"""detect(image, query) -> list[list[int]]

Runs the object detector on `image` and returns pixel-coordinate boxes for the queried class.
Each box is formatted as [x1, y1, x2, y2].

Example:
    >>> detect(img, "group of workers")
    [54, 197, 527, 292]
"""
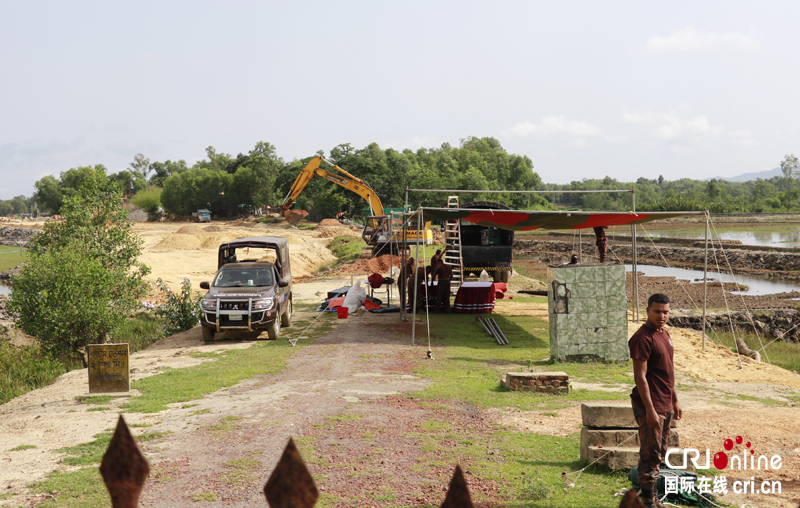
[397, 250, 453, 313]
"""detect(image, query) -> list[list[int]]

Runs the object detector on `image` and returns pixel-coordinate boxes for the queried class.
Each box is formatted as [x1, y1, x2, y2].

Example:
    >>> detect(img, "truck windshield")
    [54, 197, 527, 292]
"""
[213, 268, 274, 288]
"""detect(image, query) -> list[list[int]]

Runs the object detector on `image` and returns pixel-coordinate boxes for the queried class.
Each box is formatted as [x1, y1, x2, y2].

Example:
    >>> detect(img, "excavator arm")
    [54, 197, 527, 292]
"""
[279, 156, 384, 223]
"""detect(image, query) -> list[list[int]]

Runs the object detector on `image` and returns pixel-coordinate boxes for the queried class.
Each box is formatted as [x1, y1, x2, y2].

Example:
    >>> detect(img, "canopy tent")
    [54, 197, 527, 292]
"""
[399, 206, 710, 349]
[417, 208, 703, 231]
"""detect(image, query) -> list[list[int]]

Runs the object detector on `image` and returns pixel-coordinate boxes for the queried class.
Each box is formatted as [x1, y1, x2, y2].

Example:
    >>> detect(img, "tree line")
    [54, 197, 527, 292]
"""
[20, 140, 800, 217]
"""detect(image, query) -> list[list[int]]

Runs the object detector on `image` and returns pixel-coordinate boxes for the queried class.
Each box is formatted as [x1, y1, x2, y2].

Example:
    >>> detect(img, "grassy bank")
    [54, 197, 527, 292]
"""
[0, 341, 65, 405]
[0, 313, 165, 406]
[711, 328, 800, 373]
[0, 244, 26, 272]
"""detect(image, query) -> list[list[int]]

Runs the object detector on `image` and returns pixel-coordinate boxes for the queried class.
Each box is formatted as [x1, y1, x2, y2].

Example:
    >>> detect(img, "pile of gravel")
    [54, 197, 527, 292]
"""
[0, 227, 37, 247]
[127, 208, 150, 222]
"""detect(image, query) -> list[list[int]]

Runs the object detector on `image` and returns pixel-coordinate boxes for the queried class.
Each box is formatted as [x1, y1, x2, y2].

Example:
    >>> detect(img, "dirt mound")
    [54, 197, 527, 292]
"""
[318, 219, 342, 227]
[315, 226, 361, 239]
[151, 233, 242, 251]
[638, 322, 800, 389]
[176, 225, 203, 234]
[330, 255, 403, 275]
[203, 225, 222, 232]
[291, 249, 338, 278]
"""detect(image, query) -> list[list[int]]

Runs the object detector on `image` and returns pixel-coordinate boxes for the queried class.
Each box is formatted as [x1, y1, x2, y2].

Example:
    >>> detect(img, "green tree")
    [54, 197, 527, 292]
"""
[9, 171, 149, 364]
[0, 201, 13, 216]
[33, 175, 63, 214]
[149, 159, 189, 187]
[780, 154, 799, 178]
[130, 153, 151, 179]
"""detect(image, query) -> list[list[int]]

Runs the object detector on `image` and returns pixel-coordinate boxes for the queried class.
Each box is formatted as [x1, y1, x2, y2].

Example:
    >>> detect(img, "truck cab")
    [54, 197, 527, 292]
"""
[199, 236, 292, 340]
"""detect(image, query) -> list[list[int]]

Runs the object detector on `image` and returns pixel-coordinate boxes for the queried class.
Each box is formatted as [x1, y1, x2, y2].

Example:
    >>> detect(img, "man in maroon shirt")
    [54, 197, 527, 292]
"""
[431, 261, 453, 313]
[629, 293, 682, 508]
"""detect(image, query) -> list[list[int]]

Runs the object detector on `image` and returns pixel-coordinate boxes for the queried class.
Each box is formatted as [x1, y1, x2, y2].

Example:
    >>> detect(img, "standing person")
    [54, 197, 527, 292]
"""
[431, 249, 442, 267]
[409, 265, 428, 312]
[398, 257, 414, 308]
[432, 261, 453, 313]
[629, 294, 681, 508]
[593, 226, 608, 263]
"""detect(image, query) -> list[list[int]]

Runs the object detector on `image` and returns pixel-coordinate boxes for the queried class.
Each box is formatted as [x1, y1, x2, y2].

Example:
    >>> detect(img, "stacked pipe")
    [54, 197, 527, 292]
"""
[478, 317, 509, 345]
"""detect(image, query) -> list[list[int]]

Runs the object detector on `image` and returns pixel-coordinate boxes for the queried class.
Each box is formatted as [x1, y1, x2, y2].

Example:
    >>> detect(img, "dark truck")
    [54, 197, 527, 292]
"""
[459, 201, 513, 283]
[199, 236, 292, 341]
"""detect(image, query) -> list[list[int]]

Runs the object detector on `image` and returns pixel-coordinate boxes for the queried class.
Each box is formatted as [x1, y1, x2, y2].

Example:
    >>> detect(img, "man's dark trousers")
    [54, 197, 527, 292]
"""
[632, 404, 673, 491]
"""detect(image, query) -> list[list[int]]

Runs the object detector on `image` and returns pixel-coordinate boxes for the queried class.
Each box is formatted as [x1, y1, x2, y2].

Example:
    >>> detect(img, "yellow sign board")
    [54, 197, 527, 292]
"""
[87, 343, 130, 393]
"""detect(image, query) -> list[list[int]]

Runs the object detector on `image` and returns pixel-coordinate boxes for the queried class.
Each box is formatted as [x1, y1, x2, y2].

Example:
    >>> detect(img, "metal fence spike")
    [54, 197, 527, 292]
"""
[440, 465, 475, 508]
[264, 437, 318, 508]
[100, 414, 150, 508]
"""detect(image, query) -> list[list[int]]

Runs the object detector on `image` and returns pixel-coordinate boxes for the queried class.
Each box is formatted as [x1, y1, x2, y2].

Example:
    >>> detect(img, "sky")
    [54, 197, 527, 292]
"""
[1, 1, 798, 199]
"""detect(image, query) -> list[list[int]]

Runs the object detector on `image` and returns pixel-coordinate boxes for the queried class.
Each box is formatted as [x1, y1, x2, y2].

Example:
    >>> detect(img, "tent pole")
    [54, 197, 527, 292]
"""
[631, 188, 639, 322]
[400, 214, 407, 321]
[579, 229, 582, 263]
[703, 210, 709, 351]
[412, 208, 421, 346]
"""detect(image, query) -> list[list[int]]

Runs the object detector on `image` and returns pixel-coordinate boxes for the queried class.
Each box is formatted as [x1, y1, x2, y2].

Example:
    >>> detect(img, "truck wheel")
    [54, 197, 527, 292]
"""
[501, 270, 510, 283]
[493, 270, 502, 283]
[281, 300, 292, 327]
[201, 326, 215, 342]
[267, 319, 280, 340]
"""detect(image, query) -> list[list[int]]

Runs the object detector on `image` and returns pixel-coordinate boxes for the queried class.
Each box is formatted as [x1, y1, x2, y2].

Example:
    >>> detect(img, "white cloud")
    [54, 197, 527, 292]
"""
[645, 26, 757, 52]
[622, 108, 758, 148]
[504, 116, 602, 139]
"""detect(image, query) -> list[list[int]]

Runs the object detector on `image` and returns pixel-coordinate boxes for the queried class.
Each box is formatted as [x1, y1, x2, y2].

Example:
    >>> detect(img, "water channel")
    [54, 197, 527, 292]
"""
[626, 264, 800, 296]
[617, 228, 800, 248]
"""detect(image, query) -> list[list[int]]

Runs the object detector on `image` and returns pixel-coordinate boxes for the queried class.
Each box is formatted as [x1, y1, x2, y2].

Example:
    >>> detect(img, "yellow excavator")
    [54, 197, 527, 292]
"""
[279, 156, 432, 255]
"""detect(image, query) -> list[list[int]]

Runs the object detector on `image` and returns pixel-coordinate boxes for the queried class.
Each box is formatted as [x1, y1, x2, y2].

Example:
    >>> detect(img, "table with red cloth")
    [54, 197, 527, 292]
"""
[453, 282, 496, 314]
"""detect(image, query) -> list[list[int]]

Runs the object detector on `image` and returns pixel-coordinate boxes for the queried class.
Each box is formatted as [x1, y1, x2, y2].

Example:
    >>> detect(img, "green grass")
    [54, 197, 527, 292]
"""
[9, 444, 37, 451]
[411, 314, 630, 410]
[77, 395, 113, 405]
[191, 492, 218, 502]
[120, 339, 302, 413]
[0, 341, 66, 405]
[110, 312, 166, 353]
[28, 468, 110, 507]
[326, 235, 364, 264]
[0, 245, 26, 272]
[711, 329, 800, 373]
[0, 311, 165, 407]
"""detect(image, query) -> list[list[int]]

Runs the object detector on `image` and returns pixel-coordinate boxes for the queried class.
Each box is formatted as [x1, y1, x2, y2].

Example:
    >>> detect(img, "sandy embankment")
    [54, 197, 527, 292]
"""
[134, 222, 362, 301]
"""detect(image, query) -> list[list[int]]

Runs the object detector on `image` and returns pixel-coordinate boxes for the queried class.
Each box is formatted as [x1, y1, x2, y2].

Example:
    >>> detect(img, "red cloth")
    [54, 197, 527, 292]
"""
[327, 296, 345, 309]
[453, 283, 496, 314]
[368, 273, 385, 289]
[494, 281, 508, 299]
[363, 299, 381, 310]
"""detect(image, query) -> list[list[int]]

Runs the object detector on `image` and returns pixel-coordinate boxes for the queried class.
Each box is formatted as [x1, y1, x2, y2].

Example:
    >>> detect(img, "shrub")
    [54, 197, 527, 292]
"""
[154, 278, 202, 336]
[0, 341, 66, 405]
[130, 186, 162, 215]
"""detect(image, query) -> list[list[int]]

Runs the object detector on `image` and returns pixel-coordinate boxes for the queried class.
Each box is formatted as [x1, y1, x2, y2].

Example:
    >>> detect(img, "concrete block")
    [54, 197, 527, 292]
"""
[580, 427, 679, 451]
[581, 402, 679, 428]
[585, 446, 640, 469]
[581, 402, 637, 428]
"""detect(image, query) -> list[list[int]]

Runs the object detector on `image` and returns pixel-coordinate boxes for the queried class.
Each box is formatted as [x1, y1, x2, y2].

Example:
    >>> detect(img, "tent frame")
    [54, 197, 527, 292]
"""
[400, 187, 710, 350]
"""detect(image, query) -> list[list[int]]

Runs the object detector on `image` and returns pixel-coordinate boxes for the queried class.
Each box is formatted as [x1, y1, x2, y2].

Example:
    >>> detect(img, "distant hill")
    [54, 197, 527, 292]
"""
[706, 167, 783, 182]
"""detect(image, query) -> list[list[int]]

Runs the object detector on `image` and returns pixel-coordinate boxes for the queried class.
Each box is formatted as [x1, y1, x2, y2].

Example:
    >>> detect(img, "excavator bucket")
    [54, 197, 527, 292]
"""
[283, 209, 308, 225]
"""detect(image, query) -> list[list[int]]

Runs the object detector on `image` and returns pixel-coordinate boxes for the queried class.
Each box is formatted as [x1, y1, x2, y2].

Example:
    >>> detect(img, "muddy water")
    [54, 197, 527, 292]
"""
[626, 264, 800, 295]
[620, 228, 800, 248]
